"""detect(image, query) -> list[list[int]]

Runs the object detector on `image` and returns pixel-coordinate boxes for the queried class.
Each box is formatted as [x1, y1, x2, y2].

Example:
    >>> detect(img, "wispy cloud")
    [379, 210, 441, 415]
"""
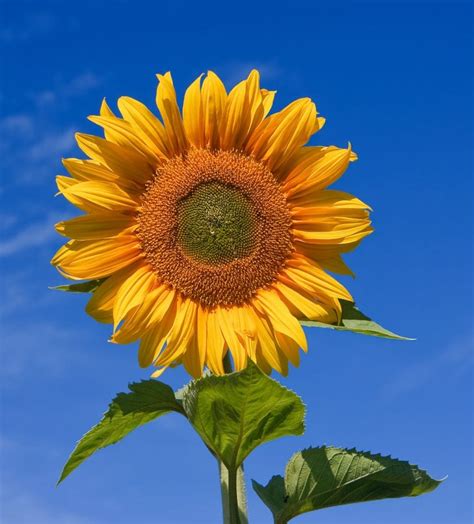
[220, 60, 283, 87]
[0, 487, 96, 524]
[28, 128, 76, 163]
[0, 320, 91, 381]
[0, 114, 35, 136]
[0, 213, 60, 257]
[0, 71, 100, 187]
[383, 333, 474, 398]
[0, 115, 74, 184]
[33, 72, 101, 108]
[0, 12, 56, 43]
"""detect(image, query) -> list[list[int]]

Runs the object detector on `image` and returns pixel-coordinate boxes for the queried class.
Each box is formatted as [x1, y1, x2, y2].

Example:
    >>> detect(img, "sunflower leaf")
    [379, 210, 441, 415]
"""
[49, 279, 105, 293]
[301, 300, 412, 340]
[58, 380, 185, 484]
[252, 446, 443, 523]
[182, 361, 305, 470]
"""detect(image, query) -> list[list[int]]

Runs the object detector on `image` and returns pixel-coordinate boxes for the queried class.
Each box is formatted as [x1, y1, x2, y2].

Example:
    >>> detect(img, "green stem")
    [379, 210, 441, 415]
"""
[219, 351, 248, 524]
[219, 462, 248, 524]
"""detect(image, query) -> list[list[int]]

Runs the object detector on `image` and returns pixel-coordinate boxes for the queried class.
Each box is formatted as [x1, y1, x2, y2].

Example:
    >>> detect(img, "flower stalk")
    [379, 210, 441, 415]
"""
[219, 462, 248, 524]
[219, 353, 249, 524]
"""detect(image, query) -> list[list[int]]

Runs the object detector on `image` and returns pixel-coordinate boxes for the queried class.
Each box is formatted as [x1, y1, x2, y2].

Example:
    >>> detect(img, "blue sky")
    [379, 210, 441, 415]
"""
[0, 1, 472, 523]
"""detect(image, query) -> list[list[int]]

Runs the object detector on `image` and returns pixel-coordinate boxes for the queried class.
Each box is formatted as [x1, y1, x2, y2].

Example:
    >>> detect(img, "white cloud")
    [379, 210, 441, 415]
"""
[33, 72, 101, 108]
[33, 90, 56, 107]
[27, 128, 76, 162]
[383, 333, 474, 398]
[0, 116, 76, 185]
[220, 60, 283, 87]
[0, 71, 101, 189]
[0, 80, 99, 188]
[0, 114, 35, 136]
[0, 13, 56, 43]
[67, 72, 100, 95]
[0, 488, 96, 524]
[0, 213, 19, 230]
[0, 213, 60, 257]
[0, 320, 89, 381]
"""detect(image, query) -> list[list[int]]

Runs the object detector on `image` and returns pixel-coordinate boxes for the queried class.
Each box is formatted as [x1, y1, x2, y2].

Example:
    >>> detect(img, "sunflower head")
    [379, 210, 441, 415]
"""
[52, 69, 372, 378]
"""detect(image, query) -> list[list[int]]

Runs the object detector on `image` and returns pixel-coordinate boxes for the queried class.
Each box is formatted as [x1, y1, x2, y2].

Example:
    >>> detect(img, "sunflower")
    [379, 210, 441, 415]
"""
[52, 70, 372, 378]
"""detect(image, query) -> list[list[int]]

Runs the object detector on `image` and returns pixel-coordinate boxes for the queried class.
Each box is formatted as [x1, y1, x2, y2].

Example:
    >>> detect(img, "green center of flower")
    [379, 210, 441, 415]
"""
[176, 182, 256, 264]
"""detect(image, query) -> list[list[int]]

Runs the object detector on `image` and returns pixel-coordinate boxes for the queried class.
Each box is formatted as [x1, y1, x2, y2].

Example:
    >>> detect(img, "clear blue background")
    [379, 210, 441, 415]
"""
[1, 1, 472, 523]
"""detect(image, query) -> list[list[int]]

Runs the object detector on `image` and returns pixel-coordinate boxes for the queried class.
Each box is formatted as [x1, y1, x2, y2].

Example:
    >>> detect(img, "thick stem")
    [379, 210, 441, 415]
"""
[236, 465, 249, 524]
[219, 461, 230, 522]
[219, 352, 248, 523]
[219, 462, 248, 524]
[228, 466, 239, 524]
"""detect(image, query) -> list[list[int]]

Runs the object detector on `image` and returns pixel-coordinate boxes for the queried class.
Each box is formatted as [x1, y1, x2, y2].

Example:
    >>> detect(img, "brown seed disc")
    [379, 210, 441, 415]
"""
[136, 148, 293, 308]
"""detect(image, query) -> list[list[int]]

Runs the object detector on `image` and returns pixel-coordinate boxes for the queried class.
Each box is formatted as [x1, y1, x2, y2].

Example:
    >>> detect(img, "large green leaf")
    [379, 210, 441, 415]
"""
[301, 300, 412, 340]
[49, 279, 105, 293]
[182, 362, 305, 470]
[58, 380, 185, 484]
[253, 446, 443, 523]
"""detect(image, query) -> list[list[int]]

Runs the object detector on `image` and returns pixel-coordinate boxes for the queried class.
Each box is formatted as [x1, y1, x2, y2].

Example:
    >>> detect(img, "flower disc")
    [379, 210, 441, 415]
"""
[176, 181, 256, 265]
[137, 149, 293, 307]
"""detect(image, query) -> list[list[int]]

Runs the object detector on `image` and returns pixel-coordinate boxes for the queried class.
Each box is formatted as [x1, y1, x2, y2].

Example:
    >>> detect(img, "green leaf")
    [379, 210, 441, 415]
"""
[58, 380, 185, 484]
[49, 279, 105, 293]
[301, 300, 413, 340]
[253, 446, 443, 523]
[182, 361, 305, 470]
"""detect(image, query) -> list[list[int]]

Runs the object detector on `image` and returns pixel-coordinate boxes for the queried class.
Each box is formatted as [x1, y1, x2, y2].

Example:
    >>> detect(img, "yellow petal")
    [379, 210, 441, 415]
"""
[100, 98, 116, 118]
[156, 297, 197, 367]
[117, 96, 170, 160]
[85, 262, 144, 323]
[201, 71, 227, 149]
[274, 331, 301, 366]
[62, 158, 133, 188]
[98, 99, 118, 143]
[321, 256, 354, 276]
[234, 305, 258, 362]
[193, 306, 210, 374]
[138, 308, 175, 368]
[273, 280, 339, 322]
[55, 213, 135, 240]
[311, 252, 355, 276]
[113, 286, 176, 345]
[255, 289, 307, 352]
[283, 255, 353, 302]
[113, 265, 157, 329]
[202, 308, 226, 375]
[156, 72, 188, 155]
[56, 175, 78, 194]
[182, 74, 204, 148]
[249, 305, 288, 375]
[59, 180, 139, 212]
[182, 333, 203, 378]
[260, 89, 276, 118]
[88, 115, 161, 165]
[283, 146, 353, 195]
[51, 236, 143, 280]
[76, 133, 152, 185]
[220, 70, 265, 151]
[247, 98, 317, 174]
[293, 222, 373, 244]
[289, 192, 371, 244]
[215, 306, 249, 371]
